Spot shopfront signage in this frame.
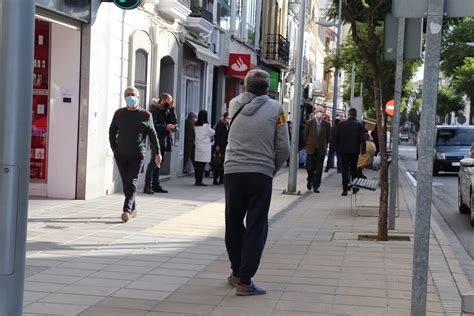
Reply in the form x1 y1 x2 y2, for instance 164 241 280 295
225 54 251 77
268 71 279 92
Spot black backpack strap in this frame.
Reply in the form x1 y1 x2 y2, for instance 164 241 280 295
229 102 250 130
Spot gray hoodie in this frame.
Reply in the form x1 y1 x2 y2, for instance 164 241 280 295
224 92 290 178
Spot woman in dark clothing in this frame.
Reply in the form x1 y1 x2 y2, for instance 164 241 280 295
212 112 229 184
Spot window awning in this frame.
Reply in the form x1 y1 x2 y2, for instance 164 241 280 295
186 41 223 66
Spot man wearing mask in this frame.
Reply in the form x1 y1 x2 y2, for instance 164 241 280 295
109 87 161 223
304 105 331 193
144 93 177 194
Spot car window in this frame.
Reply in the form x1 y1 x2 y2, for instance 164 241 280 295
436 129 474 146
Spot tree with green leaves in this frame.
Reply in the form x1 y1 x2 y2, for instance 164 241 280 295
436 85 464 123
452 57 474 108
441 18 474 77
327 0 422 240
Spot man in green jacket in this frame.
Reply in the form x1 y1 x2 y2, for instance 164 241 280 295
304 105 331 193
109 87 161 223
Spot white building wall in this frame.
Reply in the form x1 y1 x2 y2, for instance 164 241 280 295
84 3 155 198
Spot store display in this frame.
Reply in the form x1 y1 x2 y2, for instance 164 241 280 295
31 19 50 181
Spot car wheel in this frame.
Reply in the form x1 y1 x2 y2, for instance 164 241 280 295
470 211 474 227
433 165 439 176
459 183 470 214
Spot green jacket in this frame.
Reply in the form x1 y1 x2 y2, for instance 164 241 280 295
109 108 160 157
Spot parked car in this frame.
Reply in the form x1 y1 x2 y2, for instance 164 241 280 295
457 156 474 227
399 132 409 142
432 125 474 175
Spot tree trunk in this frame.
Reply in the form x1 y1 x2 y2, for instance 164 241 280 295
373 76 389 241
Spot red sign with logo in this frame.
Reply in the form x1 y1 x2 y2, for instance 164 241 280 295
225 54 251 77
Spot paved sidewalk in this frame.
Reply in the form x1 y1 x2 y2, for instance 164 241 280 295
23 166 470 315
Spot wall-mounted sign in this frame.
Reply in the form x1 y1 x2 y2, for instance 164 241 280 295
225 54 251 77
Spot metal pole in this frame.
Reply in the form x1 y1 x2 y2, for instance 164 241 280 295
411 0 445 314
360 82 363 97
331 0 343 125
286 0 307 193
0 1 35 315
389 17 405 230
350 63 355 107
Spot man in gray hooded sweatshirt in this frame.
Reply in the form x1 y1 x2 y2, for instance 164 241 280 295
224 69 290 296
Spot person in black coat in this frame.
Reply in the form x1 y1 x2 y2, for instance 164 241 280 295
143 93 177 194
333 108 366 196
212 112 229 185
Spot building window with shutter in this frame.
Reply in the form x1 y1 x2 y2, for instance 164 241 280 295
134 49 148 104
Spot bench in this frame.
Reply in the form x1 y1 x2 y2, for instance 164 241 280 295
349 177 400 217
350 178 379 217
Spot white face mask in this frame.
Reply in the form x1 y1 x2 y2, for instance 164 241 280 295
315 112 323 119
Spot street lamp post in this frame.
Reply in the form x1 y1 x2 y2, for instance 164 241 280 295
332 0 343 125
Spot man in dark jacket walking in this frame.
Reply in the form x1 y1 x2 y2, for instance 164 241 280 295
304 105 331 193
144 93 177 194
109 87 161 223
212 112 229 185
333 108 366 196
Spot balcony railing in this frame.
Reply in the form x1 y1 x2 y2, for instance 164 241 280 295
263 34 290 65
189 0 213 23
178 0 191 6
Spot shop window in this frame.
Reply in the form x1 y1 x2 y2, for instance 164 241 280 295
134 49 148 103
247 0 257 46
217 0 231 30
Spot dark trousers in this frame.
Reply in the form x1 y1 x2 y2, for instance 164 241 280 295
340 153 359 191
306 149 325 190
325 145 335 170
144 147 165 188
114 153 144 212
193 161 206 184
224 173 272 279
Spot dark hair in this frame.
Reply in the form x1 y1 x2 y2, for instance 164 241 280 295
245 69 269 96
196 110 208 126
348 108 357 117
222 111 229 119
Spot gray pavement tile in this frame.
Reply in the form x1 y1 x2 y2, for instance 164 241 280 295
175 284 233 296
26 273 83 285
23 291 51 305
60 284 117 296
159 262 207 271
24 281 67 293
335 294 388 307
210 306 272 316
79 306 147 316
125 281 183 292
101 264 154 274
95 297 160 311
153 301 216 314
148 268 198 277
283 284 337 295
23 302 89 315
274 300 334 313
26 259 65 267
279 292 335 304
74 277 131 288
39 293 104 305
42 267 96 277
57 261 107 271
88 271 143 281
219 295 278 309
164 292 224 305
111 288 170 301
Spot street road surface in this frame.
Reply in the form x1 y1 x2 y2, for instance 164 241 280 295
399 140 474 288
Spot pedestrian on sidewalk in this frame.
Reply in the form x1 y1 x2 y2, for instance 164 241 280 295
224 69 290 296
183 111 196 173
212 111 229 185
304 105 331 193
357 131 376 179
193 110 215 186
333 108 366 196
109 87 161 223
324 118 342 173
143 93 177 194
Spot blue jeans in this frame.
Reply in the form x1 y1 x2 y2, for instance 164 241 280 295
144 153 160 187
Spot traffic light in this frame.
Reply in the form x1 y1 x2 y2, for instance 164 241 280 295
112 0 142 9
